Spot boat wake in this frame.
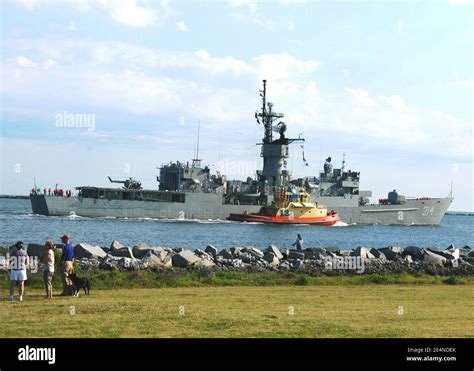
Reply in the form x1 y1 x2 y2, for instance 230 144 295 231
332 221 350 227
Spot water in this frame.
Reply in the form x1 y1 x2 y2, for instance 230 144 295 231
0 199 472 250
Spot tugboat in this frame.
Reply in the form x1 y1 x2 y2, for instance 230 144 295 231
228 188 339 225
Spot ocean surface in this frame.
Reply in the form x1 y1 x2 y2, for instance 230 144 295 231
0 199 472 250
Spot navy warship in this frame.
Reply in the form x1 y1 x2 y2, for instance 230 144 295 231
30 80 453 225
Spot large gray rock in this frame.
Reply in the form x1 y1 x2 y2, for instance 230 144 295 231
403 246 424 261
459 246 471 257
304 250 327 260
153 250 173 268
205 245 218 259
280 248 290 260
289 250 305 260
242 247 264 259
351 247 376 259
193 249 213 260
307 247 327 254
378 247 402 261
428 248 456 260
292 259 304 270
195 259 216 268
99 255 118 270
75 243 107 259
78 258 100 271
118 257 139 270
230 247 241 257
423 249 447 266
263 252 279 267
9 243 46 258
265 245 284 260
279 260 291 271
238 252 253 264
230 259 243 268
218 249 234 260
26 244 48 258
132 243 161 259
141 253 164 270
110 240 127 251
172 250 201 268
337 249 352 257
448 248 460 260
325 247 340 255
110 247 135 259
369 248 386 260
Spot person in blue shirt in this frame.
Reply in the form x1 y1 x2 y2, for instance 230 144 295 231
60 235 75 296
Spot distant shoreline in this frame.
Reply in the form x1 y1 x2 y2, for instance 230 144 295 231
446 211 474 216
0 195 29 200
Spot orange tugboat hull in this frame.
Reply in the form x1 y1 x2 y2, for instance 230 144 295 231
227 212 340 225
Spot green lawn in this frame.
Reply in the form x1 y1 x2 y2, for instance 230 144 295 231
0 285 472 338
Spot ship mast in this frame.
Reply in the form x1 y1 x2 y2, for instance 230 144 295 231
256 80 305 188
192 120 201 168
257 79 285 144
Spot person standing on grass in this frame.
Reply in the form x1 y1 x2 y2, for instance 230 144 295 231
43 241 56 299
60 235 75 296
9 241 29 302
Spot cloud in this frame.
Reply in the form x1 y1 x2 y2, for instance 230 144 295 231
279 0 307 3
229 0 253 6
2 37 472 163
16 56 37 67
252 52 319 81
448 0 474 4
15 0 174 27
230 1 275 31
379 95 407 110
42 58 56 69
452 80 474 89
345 88 376 107
103 0 159 27
48 21 77 32
176 20 188 32
288 20 295 32
16 0 38 11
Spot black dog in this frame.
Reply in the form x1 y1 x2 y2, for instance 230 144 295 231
68 273 91 297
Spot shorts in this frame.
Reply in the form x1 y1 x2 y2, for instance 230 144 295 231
10 270 27 281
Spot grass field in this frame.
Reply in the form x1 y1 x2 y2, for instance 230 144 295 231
0 283 473 338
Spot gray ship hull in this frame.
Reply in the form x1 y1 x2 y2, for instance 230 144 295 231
30 194 452 225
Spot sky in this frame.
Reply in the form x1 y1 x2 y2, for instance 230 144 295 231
1 0 473 211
